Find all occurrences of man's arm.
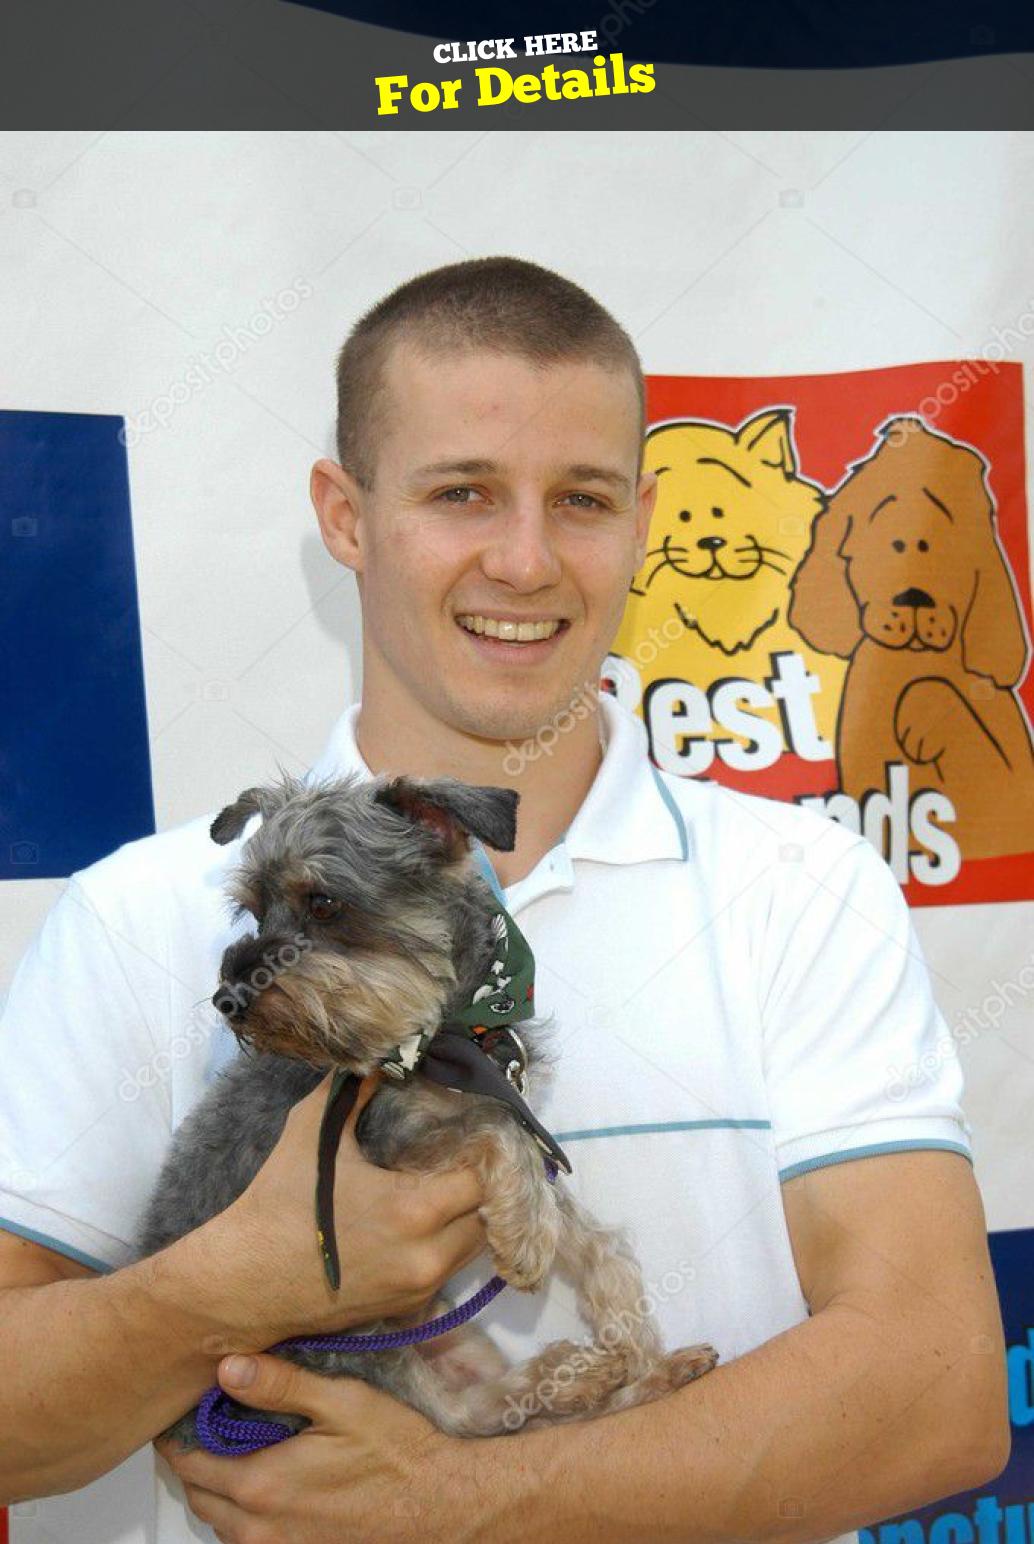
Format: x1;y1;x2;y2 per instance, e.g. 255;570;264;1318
460;1149;1009;1544
0;1222;276;1503
0;1077;488;1505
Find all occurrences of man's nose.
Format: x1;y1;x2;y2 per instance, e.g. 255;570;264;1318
480;504;563;590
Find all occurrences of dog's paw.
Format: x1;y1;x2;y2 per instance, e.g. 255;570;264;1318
494;1245;552;1292
894;679;956;766
663;1342;719;1388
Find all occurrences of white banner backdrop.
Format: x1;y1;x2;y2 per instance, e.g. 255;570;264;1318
0;129;1031;1543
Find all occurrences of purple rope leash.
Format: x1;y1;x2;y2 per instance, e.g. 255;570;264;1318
194;1273;508;1456
191;1081;561;1456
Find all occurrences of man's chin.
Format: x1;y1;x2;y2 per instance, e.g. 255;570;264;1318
446;677;602;750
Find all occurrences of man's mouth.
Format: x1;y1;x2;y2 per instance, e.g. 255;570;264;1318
456;613;568;645
456;611;571;654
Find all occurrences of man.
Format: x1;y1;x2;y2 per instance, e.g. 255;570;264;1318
0;256;1008;1544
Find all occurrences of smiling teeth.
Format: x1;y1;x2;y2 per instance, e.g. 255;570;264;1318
458;615;562;642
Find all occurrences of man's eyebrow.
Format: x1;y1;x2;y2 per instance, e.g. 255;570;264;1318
564;463;634;496
413;459;499;479
411;459;633;497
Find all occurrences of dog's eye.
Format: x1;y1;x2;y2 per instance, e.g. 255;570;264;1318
678;508;692;522
892;539;906;553
308;893;343;921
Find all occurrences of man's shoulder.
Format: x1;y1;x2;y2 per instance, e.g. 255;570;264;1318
69;806;246;929
653;767;866;880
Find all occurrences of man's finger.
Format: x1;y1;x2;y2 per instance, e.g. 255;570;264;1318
420;1163;487;1227
218;1351;368;1427
433;1204;489;1271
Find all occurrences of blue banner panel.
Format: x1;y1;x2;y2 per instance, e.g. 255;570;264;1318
863;1227;1034;1542
0;410;154;880
283;0;1034;70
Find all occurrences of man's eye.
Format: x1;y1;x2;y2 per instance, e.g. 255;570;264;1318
436;486;482;505
561;492;605;510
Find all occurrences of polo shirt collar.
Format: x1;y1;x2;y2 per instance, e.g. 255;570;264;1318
306;689;688;870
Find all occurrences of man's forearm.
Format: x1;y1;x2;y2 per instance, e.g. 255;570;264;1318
461;1299;1006;1544
0;1224;267;1503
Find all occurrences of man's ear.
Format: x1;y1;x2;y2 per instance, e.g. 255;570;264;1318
632;468;658;574
311;458;365;574
374;776;520;856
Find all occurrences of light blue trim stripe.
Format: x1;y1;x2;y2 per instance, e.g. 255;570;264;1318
470;841;506;905
648;763;689;861
470;828;572;904
0;1216;114;1274
555;1119;771;1141
778;1139;974;1183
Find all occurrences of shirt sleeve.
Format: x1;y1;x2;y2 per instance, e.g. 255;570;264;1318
759;833;973;1183
0;872;174;1271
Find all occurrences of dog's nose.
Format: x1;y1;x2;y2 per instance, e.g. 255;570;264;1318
697;535;726;551
212;985;242;1019
892;587;935;609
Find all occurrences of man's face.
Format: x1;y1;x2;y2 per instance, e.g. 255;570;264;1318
324;341;655;745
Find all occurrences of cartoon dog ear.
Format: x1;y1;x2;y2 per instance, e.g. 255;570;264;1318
958;474;1030;685
210;771;301;845
787;487;862;658
374;776;520;856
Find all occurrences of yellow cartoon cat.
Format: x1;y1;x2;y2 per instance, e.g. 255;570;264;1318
607;408;847;777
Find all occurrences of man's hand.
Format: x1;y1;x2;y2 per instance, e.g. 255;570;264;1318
194;1073;489;1347
155;1352;474;1544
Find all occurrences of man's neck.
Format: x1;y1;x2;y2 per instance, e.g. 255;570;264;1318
354;694;605;890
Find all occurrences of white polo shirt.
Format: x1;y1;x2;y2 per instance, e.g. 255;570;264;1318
0;690;972;1544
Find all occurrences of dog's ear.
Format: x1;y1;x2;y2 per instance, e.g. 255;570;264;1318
958;471;1030;685
210;772;301;845
787;486;861;658
374;776;520;856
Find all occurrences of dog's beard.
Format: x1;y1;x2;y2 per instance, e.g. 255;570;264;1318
232;947;456;1068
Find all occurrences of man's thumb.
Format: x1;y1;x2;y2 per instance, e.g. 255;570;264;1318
218;1353;336;1419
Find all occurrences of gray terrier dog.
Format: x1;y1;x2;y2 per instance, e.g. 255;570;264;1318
134;770;717;1445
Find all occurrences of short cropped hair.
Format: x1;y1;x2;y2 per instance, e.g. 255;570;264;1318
334;255;646;489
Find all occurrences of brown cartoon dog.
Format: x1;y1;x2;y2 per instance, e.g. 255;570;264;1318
789;414;1034;861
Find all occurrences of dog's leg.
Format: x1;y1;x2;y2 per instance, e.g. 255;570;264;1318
548;1186;718;1413
454;1122;565;1292
371;1333;641;1437
366;1131;663;1433
551;1186;663;1371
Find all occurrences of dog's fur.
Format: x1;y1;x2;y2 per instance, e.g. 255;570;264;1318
789;415;1034;859
134;771;716;1444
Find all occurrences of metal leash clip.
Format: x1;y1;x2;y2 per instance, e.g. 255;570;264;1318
501;1026;528;1098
